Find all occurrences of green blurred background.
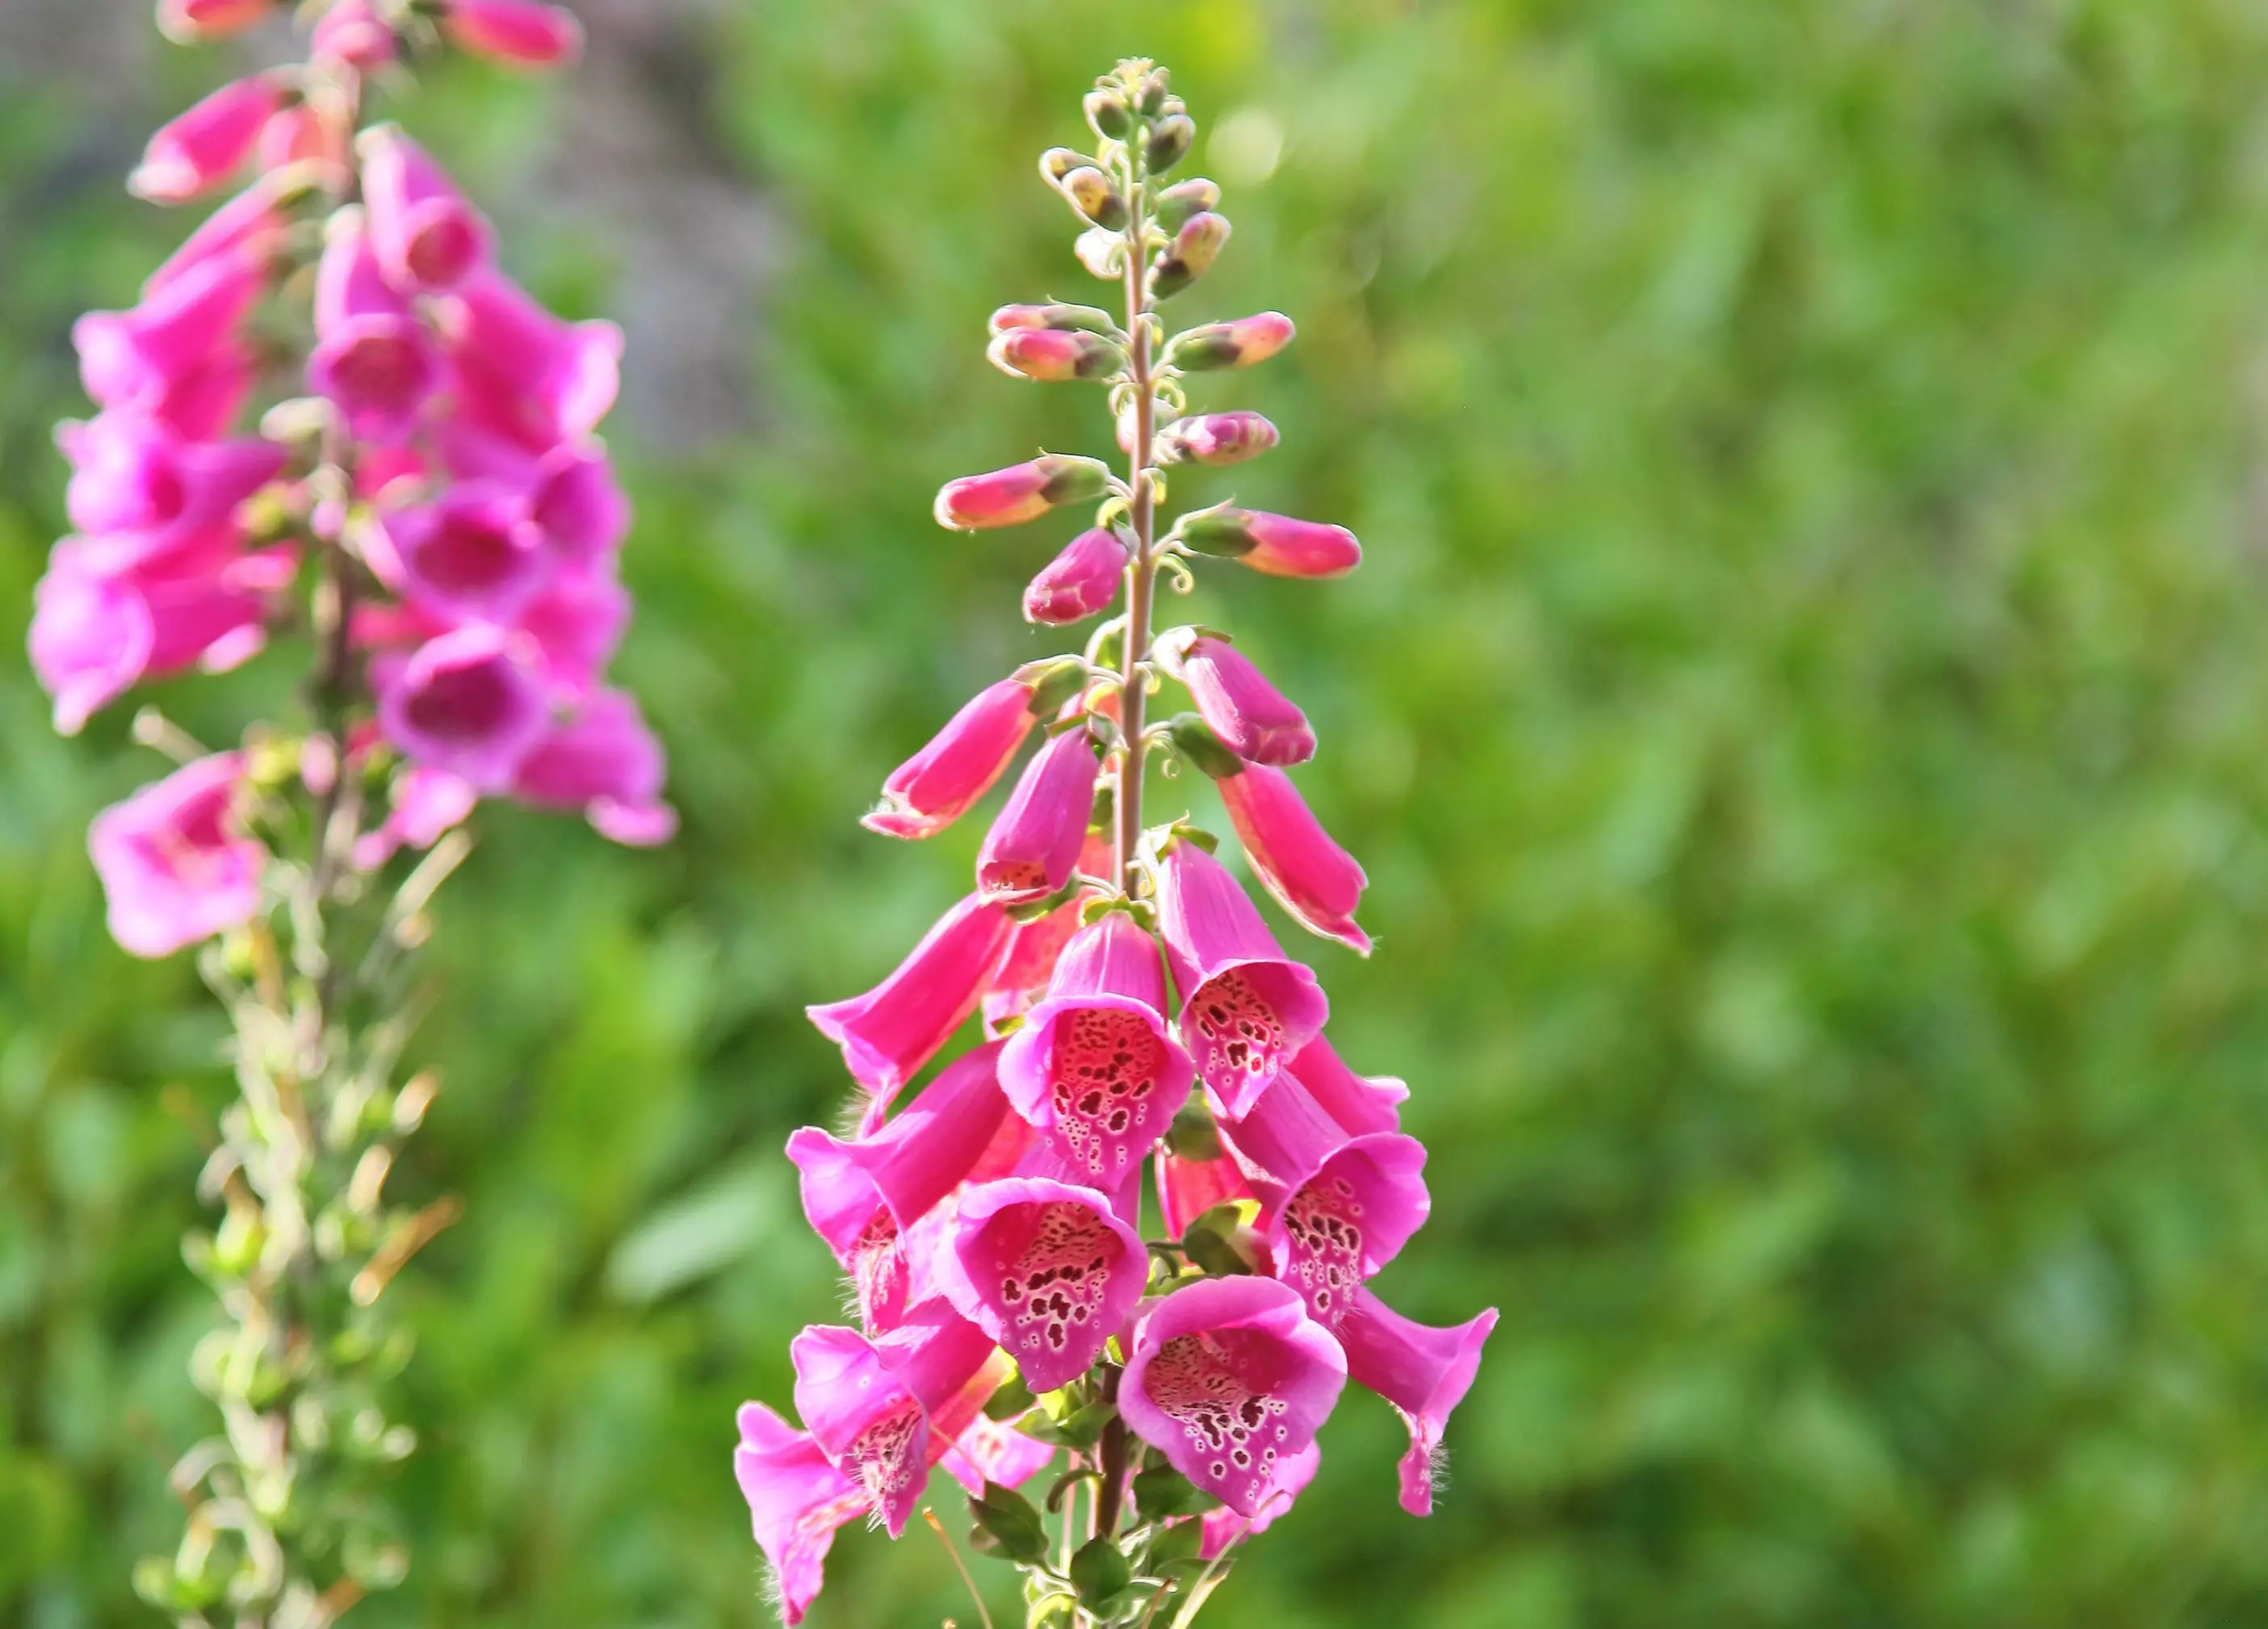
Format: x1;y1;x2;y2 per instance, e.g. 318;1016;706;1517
10;0;2268;1623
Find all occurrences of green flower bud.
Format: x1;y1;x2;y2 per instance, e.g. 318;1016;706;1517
1147;210;1230;302
1146;113;1195;174
1038;146;1089;184
1084;87;1134;140
1136;68;1171;118
989;301;1119;336
1154;176;1221;235
1060;165;1130;230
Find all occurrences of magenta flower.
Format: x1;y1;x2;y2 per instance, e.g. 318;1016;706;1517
439;0;585;68
1161;630;1315;767
987;328;1126;383
445;272;622;452
975;727;1100;902
979;837;1106;1029
1179;508;1362;580
88;753;266;957
1216;763;1369;953
1163;312;1295;373
936;1175;1146;1392
358;126;493;291
933;454;1112;531
1152;837;1328;1118
58;413;284;559
730;1406;869;1629
512;563;630;698
509;689;676;847
353;765;478;870
75;253;261;414
157;0;277;41
371;481;551;622
374;625;551;789
999;911;1195;1187
1268;1133;1430;1327
1333;1290;1499;1517
1196;1440;1318;1559
310;0;398;68
309;211;446;443
1156;1147;1256;1237
807;893;1018;1106
862;676;1041;840
528;442;631;563
1023;526;1127;625
786;1041;1023;1330
128;75;284;204
1118;1276;1348;1518
145;171;289;299
1285;1033;1409;1135
1157;410;1278;467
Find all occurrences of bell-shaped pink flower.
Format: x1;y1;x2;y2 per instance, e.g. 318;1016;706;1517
1118;1276;1347;1518
786;1041;1024;1330
862;676;1041;840
1024;526;1126;625
1152;837;1328;1118
76;253;262;413
1155;1147;1256;1237
936;1176;1146;1392
309;211;446;442
1158;410;1278;467
145;172;290;299
1216;763;1368;952
1179;508;1361;580
87;752;266;957
530;442;631;562
509;689;676;846
445;272;622;452
58;413;284;562
1160;630;1314;767
1335;1289;1498;1517
512;563;629;698
732;1406;868;1629
353;764;478;870
440;0;585;67
975;727;1100;903
129;76;285;205
1268;1133;1429;1328
374;625;551;789
371;481;551;622
999;912;1195;1188
359;126;493;291
807;894;1018;1106
1196;1441;1318;1559
1286;1034;1408;1135
157;0;278;41
933;454;1111;531
312;0;398;69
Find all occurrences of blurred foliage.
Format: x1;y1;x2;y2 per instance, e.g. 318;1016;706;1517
11;0;2268;1625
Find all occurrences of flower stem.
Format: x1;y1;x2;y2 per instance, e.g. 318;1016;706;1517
1114;140;1156;894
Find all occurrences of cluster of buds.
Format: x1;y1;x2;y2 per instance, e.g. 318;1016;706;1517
31;0;670;959
737;60;1493;1627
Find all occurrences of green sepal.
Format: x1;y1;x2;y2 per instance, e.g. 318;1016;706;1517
1165;714;1246;781
1142;1515;1210;1567
1131;1463;1223;1519
1024;1397;1119;1450
1071;1535;1135;1610
984;1371;1037;1421
1181;1199;1266;1277
1163;1092;1222;1160
1019;655;1091;718
967;1480;1050;1564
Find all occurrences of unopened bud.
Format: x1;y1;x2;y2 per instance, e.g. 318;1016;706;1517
1025;528;1130;625
1016;655;1092;718
1039;147;1090;184
1179;508;1360;578
933;454;1113;530
157;0;276;40
1060;166;1130;231
990;302;1118;336
1075;227;1128;281
1158;411;1277;468
1136;69;1172;119
1084;88;1134;140
1163;311;1295;372
1147;211;1230;302
1166;713;1247;780
987;328;1127;383
1154;178;1221;235
1146;114;1195;174
438;0;585;68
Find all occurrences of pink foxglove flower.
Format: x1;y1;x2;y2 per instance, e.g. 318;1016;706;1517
1023;526;1127;625
987;327;1126;383
311;0;398;69
509;689;677;846
1215;762;1369;952
75;253;262;413
1196;1441;1319;1558
353;765;478;870
1267;1132;1430;1326
974;727;1100;902
1179;507;1362;580
1160;630;1315;767
129;75;286;204
1153;836;1328;1118
1332;1290;1499;1517
445;272;622;452
528;442;631;562
979;830;1111;1028
512;564;631;697
439;0;585;68
370;481;551;622
145;172;291;298
998;911;1195;1188
862;673;1046;840
933;454;1111;531
807;893;1018;1106
1156;1146;1256;1237
935;1175;1147;1392
1157;409;1277;467
88;752;266;957
359;126;493;291
309;210;446;442
1117;1275;1347;1518
157;0;278;41
373;625;551;790
58;413;284;561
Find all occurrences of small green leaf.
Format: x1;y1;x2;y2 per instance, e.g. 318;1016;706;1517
1142;1517;1209;1568
1024;1398;1118;1449
967;1480;1048;1564
1131;1464;1222;1518
1071;1535;1134;1609
1163;1093;1222;1160
983;1371;1036;1422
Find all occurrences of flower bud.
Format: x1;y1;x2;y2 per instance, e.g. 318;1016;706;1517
438;0;584;69
1025;528;1128;625
1136;69;1172;118
987;328;1126;383
312;0;398;68
156;0;276;42
129;75;288;205
1158;411;1278;468
989;302;1117;336
933;455;1113;531
1164;312;1295;373
1180;509;1361;578
1157;629;1315;766
1154;178;1221;235
1146;114;1196;174
1084;88;1134;140
1147;211;1230;302
1039;146;1089;183
1165;713;1247;780
1060;165;1130;231
1075;228;1128;281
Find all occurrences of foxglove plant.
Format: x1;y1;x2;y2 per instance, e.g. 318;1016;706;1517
737;59;1495;1627
28;2;669;1623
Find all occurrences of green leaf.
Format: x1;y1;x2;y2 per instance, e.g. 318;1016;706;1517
1071;1535;1134;1609
1131;1464;1221;1519
1024;1398;1118;1449
966;1480;1048;1564
983;1371;1036;1422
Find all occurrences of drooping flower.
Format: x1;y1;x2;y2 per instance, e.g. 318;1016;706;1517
1214;762;1369;953
310;0;399;69
1266;1133;1430;1327
975;727;1100;903
353;764;478;870
373;624;551;789
979;830;1111;1028
438;0;586;68
57;412;285;563
934;1175;1147;1392
76;253;262;415
1177;508;1361;580
1117;1275;1347;1518
358;125;493;291
807;893;1018;1108
1152;835;1327;1118
998;911;1195;1189
444;271;623;452
862;664;1081;840
129;75;287;205
509;688;677;846
1159;630;1314;767
370;480;551;622
1157;411;1278;468
1331;1290;1499;1517
157;0;279;43
1024;527;1128;625
87;752;266;957
309;208;446;442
